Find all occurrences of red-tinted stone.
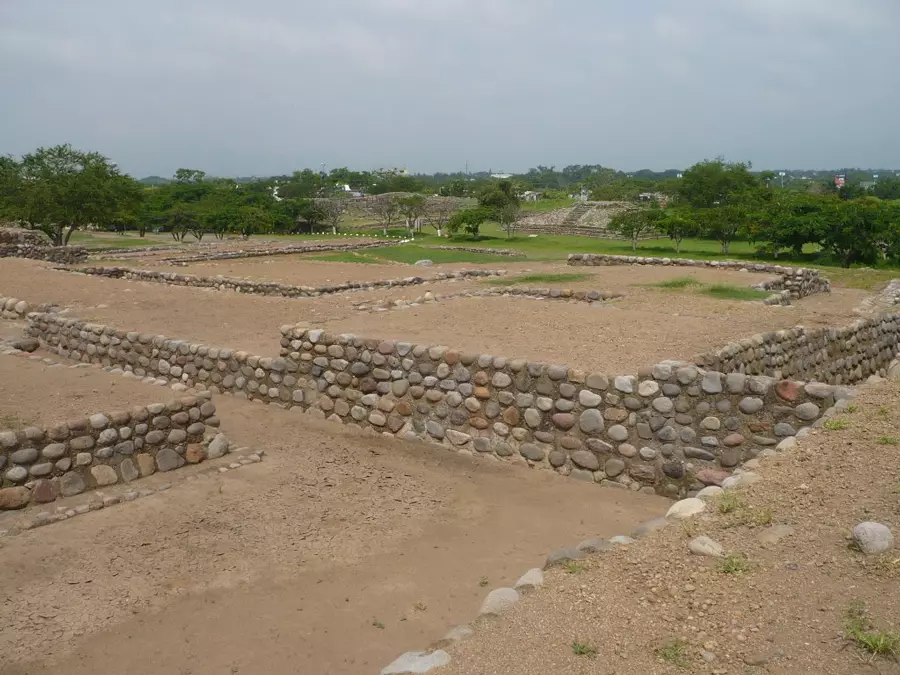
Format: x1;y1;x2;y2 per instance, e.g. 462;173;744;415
31;479;58;504
695;469;731;486
775;380;801;402
185;443;205;464
723;433;746;447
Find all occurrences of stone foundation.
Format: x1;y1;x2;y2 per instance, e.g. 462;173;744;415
157;240;400;264
0;392;225;510
61;266;507;298
567;254;830;300
0;244;88;264
694;313;900;383
23;312;836;498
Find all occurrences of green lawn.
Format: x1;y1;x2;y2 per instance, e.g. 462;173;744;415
644;277;772;302
364;245;513;265
306;251;385;264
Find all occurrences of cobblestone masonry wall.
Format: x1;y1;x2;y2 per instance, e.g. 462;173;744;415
695;313;900;383
0;296;57;320
567;254;831;300
62;266;506;297
23;313;836;498
0;244;88;264
0;392;224;510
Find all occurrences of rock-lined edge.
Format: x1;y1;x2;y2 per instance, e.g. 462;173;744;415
0;447;263;538
155;239;404;264
378;380;893;674
567;253;830;303
58;266;508;298
356;287;624;312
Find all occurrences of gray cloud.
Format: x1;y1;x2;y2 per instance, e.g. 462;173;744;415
1;0;898;176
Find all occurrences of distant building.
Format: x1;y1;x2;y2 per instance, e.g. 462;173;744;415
490;173;513;179
521;191;542;202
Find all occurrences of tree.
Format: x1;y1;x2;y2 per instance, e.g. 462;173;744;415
657;209;699;253
606;202;664;251
496;203;520;238
398;194;427;235
447;206;494;238
315;196;349;234
296;199;327;234
18;144;134;245
678;159;760;210
423;196;460;238
821;198;888;267
173;168;206;184
369;194;400;235
478;180;519;211
752;193;828;257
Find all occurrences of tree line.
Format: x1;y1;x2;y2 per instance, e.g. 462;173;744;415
607;159;900;267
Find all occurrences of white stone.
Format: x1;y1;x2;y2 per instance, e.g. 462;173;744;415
479;587;519;616
853;522;895;555
696;486;724;500
514;568;544;591
381;651;451;675
666;498;707;520
689;536;724;557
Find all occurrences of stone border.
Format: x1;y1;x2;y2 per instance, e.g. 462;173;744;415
428;246;525;257
0;296;58;321
356;287;624;312
0;447;263;537
0;383;226;510
567;254;831;301
57;266;508;298
16;309;838;498
694;312;900;383
0;244;88;264
377;375;885;674
157;240;403;264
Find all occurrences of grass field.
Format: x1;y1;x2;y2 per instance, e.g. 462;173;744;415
487;272;591;286
645;276;772;301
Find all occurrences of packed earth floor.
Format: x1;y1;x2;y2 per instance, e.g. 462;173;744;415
0;257;868;374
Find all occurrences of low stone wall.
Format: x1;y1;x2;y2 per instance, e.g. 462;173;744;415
429;246;525;257
24;312;832;498
0;392;225;510
0;227;50;246
158;240;400;264
0;244;89;264
695;313;900;383
567;254;830;300
0;296;57;320
60;266;507;298
356;287;623;312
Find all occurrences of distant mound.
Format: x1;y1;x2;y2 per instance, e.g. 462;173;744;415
516;201;656;239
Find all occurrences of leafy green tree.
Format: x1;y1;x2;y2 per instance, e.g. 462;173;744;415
657;209;699;253
447;206;494;238
678;158;760;210
18;144;135;245
296;199;327;234
821;198;887;267
752;193;829;257
478;180;519;210
606;203;664;251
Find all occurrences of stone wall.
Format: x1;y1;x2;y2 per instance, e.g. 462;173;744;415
158;240;399;264
567;254;831;301
62;266;507;298
695;313;900;383
0;227;50;246
0;296;57;321
429;246;525;257
23;312;833;498
0;244;88;264
0;392;225;510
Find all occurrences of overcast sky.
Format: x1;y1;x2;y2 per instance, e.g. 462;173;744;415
1;0;898;177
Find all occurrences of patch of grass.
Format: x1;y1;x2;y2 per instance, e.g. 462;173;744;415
571;640;598;658
844;602;900;659
717;492;745;514
877;406;890;418
750;508;773;526
306;251;384;264
478;576;489;587
655;639;691;668
564;561;586;575
649;275;703;289
717;554;750;574
486;272;590;286
878;436;900;446
846;403;860;414
370;245;512;265
824;418;850;431
702;283;772;301
371;618;385;629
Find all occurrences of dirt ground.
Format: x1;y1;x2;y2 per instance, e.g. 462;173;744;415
0;351;171;429
441;379;900;675
0;351;667;675
0;258;869;374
